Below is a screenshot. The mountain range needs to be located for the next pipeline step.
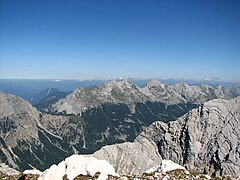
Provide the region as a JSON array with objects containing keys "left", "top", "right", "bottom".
[
  {"left": 0, "top": 79, "right": 239, "bottom": 179},
  {"left": 5, "top": 95, "right": 238, "bottom": 179},
  {"left": 50, "top": 78, "right": 236, "bottom": 115}
]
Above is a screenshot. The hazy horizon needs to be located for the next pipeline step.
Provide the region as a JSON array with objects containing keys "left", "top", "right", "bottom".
[
  {"left": 0, "top": 76, "right": 238, "bottom": 82},
  {"left": 0, "top": 0, "right": 240, "bottom": 81}
]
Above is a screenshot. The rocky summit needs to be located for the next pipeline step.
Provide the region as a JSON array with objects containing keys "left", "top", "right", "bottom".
[{"left": 172, "top": 82, "right": 233, "bottom": 104}]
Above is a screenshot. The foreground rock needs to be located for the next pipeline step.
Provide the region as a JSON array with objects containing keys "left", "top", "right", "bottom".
[
  {"left": 94, "top": 134, "right": 162, "bottom": 175},
  {"left": 0, "top": 163, "right": 20, "bottom": 179},
  {"left": 142, "top": 96, "right": 240, "bottom": 178},
  {"left": 28, "top": 154, "right": 117, "bottom": 180},
  {"left": 24, "top": 158, "right": 230, "bottom": 180}
]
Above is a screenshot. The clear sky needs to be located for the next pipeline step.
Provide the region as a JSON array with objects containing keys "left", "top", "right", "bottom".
[{"left": 0, "top": 0, "right": 239, "bottom": 81}]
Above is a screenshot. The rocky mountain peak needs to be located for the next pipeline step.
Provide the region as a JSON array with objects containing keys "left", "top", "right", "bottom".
[
  {"left": 141, "top": 79, "right": 186, "bottom": 105},
  {"left": 0, "top": 92, "right": 38, "bottom": 118},
  {"left": 172, "top": 82, "right": 234, "bottom": 104},
  {"left": 104, "top": 78, "right": 137, "bottom": 92},
  {"left": 51, "top": 79, "right": 146, "bottom": 114},
  {"left": 117, "top": 76, "right": 132, "bottom": 83},
  {"left": 173, "top": 82, "right": 191, "bottom": 92},
  {"left": 147, "top": 79, "right": 165, "bottom": 88},
  {"left": 43, "top": 87, "right": 57, "bottom": 95}
]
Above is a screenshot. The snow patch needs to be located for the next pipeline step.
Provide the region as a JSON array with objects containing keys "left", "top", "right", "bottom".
[
  {"left": 39, "top": 161, "right": 65, "bottom": 180},
  {"left": 39, "top": 154, "right": 118, "bottom": 180},
  {"left": 145, "top": 165, "right": 160, "bottom": 174},
  {"left": 161, "top": 160, "right": 185, "bottom": 173},
  {"left": 145, "top": 159, "right": 186, "bottom": 174},
  {"left": 23, "top": 169, "right": 42, "bottom": 175}
]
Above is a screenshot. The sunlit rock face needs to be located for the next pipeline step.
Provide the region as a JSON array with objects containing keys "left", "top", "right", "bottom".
[{"left": 141, "top": 96, "right": 240, "bottom": 178}]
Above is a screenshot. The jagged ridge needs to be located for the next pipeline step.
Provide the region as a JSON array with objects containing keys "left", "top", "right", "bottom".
[{"left": 51, "top": 79, "right": 234, "bottom": 115}]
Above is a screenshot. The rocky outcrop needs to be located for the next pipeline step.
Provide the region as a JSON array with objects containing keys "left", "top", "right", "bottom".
[
  {"left": 25, "top": 158, "right": 215, "bottom": 180},
  {"left": 230, "top": 83, "right": 240, "bottom": 97},
  {"left": 93, "top": 134, "right": 162, "bottom": 175},
  {"left": 141, "top": 96, "right": 240, "bottom": 178},
  {"left": 172, "top": 82, "right": 233, "bottom": 103},
  {"left": 0, "top": 163, "right": 20, "bottom": 179},
  {"left": 141, "top": 79, "right": 186, "bottom": 105}
]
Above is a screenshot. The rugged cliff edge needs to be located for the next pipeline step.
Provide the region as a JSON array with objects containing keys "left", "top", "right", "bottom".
[
  {"left": 0, "top": 92, "right": 72, "bottom": 170},
  {"left": 93, "top": 96, "right": 240, "bottom": 178}
]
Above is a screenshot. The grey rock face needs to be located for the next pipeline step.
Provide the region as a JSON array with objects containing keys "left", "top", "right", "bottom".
[
  {"left": 94, "top": 135, "right": 161, "bottom": 175},
  {"left": 0, "top": 92, "right": 41, "bottom": 169},
  {"left": 0, "top": 92, "right": 73, "bottom": 170},
  {"left": 51, "top": 78, "right": 149, "bottom": 114},
  {"left": 0, "top": 92, "right": 39, "bottom": 147},
  {"left": 0, "top": 91, "right": 158, "bottom": 171},
  {"left": 142, "top": 96, "right": 240, "bottom": 178},
  {"left": 230, "top": 83, "right": 240, "bottom": 97},
  {"left": 172, "top": 82, "right": 233, "bottom": 104},
  {"left": 141, "top": 79, "right": 186, "bottom": 105}
]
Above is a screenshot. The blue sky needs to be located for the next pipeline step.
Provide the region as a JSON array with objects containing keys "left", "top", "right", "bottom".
[{"left": 0, "top": 0, "right": 239, "bottom": 81}]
